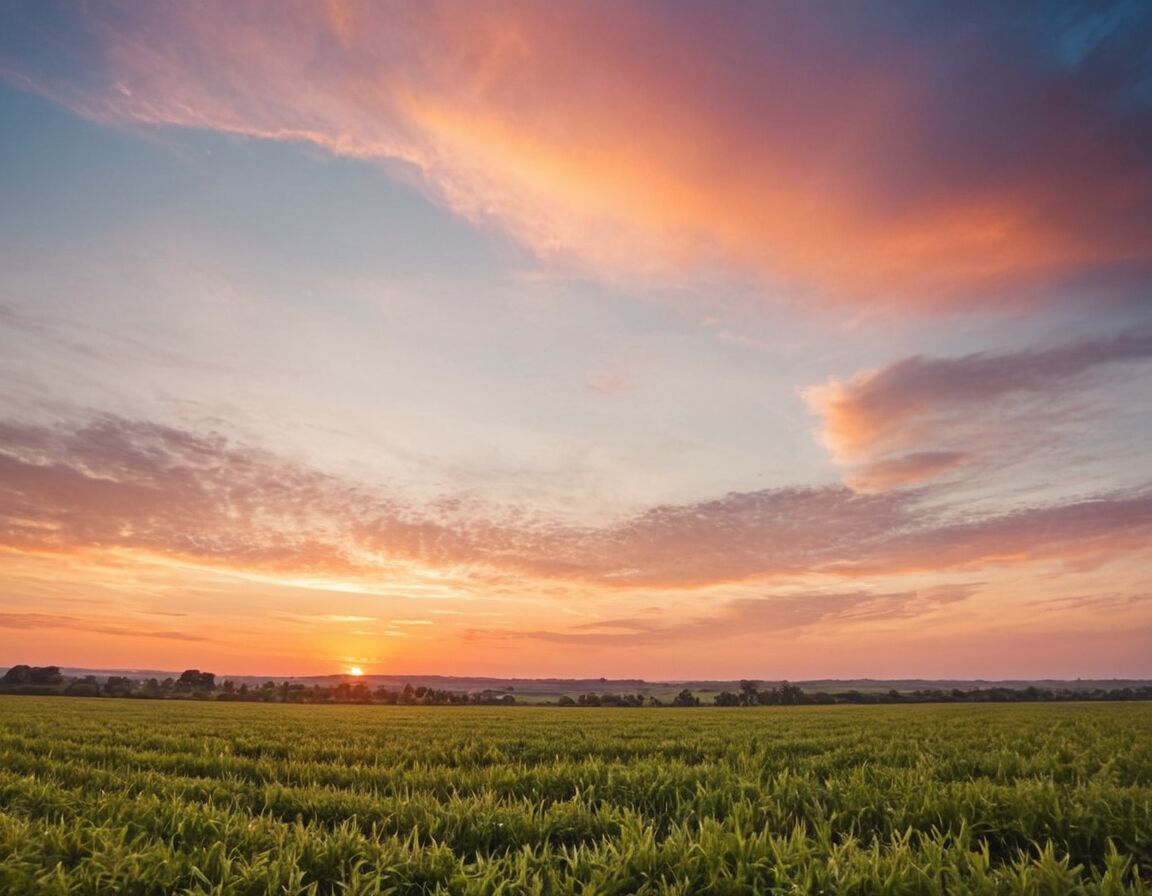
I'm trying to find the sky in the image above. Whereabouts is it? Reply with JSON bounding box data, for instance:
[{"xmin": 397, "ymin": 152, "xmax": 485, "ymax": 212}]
[{"xmin": 1, "ymin": 1, "xmax": 1151, "ymax": 680}]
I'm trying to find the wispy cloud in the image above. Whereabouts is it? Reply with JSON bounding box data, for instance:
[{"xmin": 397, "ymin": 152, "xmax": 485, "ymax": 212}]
[
  {"xmin": 491, "ymin": 586, "xmax": 978, "ymax": 646},
  {"xmin": 278, "ymin": 614, "xmax": 381, "ymax": 624},
  {"xmin": 4, "ymin": 2, "xmax": 1151, "ymax": 307},
  {"xmin": 842, "ymin": 490, "xmax": 1152, "ymax": 576},
  {"xmin": 585, "ymin": 369, "xmax": 633, "ymax": 397},
  {"xmin": 842, "ymin": 451, "xmax": 973, "ymax": 493},
  {"xmin": 0, "ymin": 612, "xmax": 210, "ymax": 642},
  {"xmin": 805, "ymin": 330, "xmax": 1152, "ymax": 491},
  {"xmin": 1026, "ymin": 592, "xmax": 1151, "ymax": 613}
]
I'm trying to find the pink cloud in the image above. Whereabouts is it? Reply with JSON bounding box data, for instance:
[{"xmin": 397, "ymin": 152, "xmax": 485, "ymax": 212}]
[
  {"xmin": 805, "ymin": 330, "xmax": 1152, "ymax": 490},
  {"xmin": 835, "ymin": 489, "xmax": 1152, "ymax": 577},
  {"xmin": 845, "ymin": 451, "xmax": 972, "ymax": 493},
  {"xmin": 5, "ymin": 3, "xmax": 1152, "ymax": 308},
  {"xmin": 585, "ymin": 369, "xmax": 633, "ymax": 397}
]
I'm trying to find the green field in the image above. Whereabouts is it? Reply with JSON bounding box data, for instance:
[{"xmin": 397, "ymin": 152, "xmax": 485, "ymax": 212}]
[{"xmin": 0, "ymin": 698, "xmax": 1149, "ymax": 894}]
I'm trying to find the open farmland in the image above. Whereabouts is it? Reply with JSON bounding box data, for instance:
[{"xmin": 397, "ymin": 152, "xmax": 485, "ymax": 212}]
[{"xmin": 1, "ymin": 698, "xmax": 1149, "ymax": 894}]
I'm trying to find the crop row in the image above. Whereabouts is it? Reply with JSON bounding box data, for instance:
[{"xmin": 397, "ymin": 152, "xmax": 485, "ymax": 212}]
[{"xmin": 0, "ymin": 698, "xmax": 1149, "ymax": 894}]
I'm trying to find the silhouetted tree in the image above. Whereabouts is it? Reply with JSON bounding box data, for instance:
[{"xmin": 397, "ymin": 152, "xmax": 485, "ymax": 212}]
[
  {"xmin": 2, "ymin": 665, "xmax": 63, "ymax": 685},
  {"xmin": 65, "ymin": 675, "xmax": 101, "ymax": 697},
  {"xmin": 177, "ymin": 669, "xmax": 216, "ymax": 693},
  {"xmin": 2, "ymin": 665, "xmax": 32, "ymax": 685},
  {"xmin": 103, "ymin": 676, "xmax": 133, "ymax": 697}
]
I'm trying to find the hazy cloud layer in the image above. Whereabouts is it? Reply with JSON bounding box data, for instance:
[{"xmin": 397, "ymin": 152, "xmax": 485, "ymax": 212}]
[
  {"xmin": 4, "ymin": 1, "xmax": 1152, "ymax": 307},
  {"xmin": 2, "ymin": 415, "xmax": 1150, "ymax": 591}
]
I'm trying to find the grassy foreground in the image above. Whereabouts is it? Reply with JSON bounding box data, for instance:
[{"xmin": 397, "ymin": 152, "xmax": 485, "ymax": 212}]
[{"xmin": 0, "ymin": 698, "xmax": 1149, "ymax": 894}]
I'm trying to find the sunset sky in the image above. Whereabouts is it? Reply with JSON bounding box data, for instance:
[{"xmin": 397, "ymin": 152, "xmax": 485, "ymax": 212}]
[{"xmin": 2, "ymin": 1, "xmax": 1151, "ymax": 680}]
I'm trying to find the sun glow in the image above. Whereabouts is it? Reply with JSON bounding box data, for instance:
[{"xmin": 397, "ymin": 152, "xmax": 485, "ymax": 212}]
[{"xmin": 348, "ymin": 666, "xmax": 364, "ymax": 677}]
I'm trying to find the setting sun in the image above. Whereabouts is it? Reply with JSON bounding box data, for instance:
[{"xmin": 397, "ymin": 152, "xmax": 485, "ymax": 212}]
[{"xmin": 348, "ymin": 667, "xmax": 363, "ymax": 677}]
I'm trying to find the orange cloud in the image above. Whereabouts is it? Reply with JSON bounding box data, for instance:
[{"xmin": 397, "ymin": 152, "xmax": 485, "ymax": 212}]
[{"xmin": 6, "ymin": 2, "xmax": 1152, "ymax": 308}]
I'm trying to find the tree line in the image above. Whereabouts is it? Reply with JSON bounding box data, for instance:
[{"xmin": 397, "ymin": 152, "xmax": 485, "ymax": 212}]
[
  {"xmin": 701, "ymin": 679, "xmax": 1152, "ymax": 705},
  {"xmin": 0, "ymin": 666, "xmax": 516, "ymax": 704},
  {"xmin": 3, "ymin": 666, "xmax": 1150, "ymax": 705},
  {"xmin": 560, "ymin": 680, "xmax": 1152, "ymax": 706}
]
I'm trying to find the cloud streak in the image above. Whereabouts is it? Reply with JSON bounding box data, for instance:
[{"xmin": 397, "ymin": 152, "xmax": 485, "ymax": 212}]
[
  {"xmin": 494, "ymin": 586, "xmax": 978, "ymax": 646},
  {"xmin": 4, "ymin": 1, "xmax": 1152, "ymax": 307},
  {"xmin": 0, "ymin": 612, "xmax": 210, "ymax": 642}
]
